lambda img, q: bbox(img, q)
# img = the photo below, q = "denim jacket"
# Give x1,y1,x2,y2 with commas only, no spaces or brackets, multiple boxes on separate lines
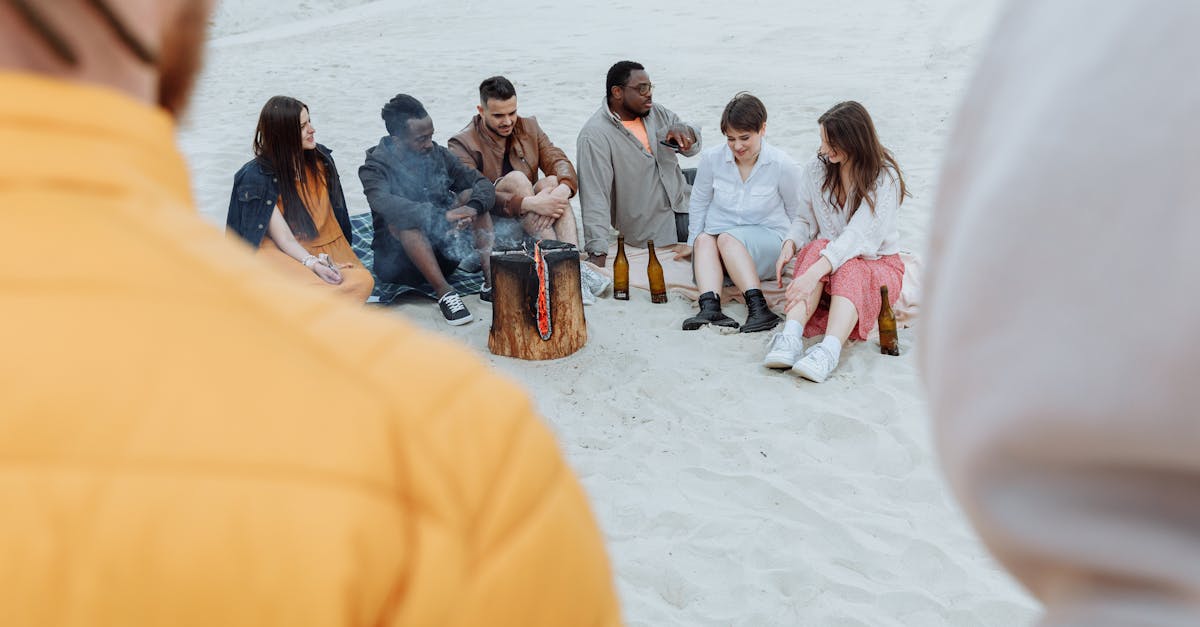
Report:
225,144,355,249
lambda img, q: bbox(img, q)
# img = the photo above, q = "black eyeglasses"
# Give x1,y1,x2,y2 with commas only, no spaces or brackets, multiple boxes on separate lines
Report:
625,82,654,96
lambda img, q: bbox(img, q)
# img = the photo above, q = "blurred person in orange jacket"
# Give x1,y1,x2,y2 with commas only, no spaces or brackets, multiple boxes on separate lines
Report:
0,1,621,625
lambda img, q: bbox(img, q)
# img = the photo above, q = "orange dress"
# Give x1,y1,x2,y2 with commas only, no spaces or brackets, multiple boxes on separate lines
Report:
258,166,374,302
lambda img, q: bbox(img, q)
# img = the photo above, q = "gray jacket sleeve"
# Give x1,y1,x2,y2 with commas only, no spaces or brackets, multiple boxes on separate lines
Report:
661,107,702,157
576,129,615,256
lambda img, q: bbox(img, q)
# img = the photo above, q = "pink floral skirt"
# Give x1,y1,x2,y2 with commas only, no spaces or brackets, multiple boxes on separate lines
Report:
791,239,904,341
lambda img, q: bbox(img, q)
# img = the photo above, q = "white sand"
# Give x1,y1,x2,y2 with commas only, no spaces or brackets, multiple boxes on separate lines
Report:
180,1,1037,624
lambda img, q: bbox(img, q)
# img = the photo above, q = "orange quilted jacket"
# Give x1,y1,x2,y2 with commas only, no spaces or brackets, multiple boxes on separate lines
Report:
0,72,621,627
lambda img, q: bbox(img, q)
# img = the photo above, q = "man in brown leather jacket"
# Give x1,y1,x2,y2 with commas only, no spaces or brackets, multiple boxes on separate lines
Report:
448,76,579,247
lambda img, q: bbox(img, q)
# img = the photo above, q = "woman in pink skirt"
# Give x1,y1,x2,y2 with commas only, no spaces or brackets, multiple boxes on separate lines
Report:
762,101,908,382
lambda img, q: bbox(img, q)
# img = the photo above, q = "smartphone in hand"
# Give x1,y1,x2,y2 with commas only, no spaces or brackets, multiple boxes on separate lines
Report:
659,139,681,152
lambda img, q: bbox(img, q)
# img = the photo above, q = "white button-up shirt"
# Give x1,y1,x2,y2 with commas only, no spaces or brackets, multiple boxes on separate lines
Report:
686,140,801,246
785,157,902,272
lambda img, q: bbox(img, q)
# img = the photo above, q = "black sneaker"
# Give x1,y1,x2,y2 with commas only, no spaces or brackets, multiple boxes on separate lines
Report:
478,284,493,303
438,292,473,326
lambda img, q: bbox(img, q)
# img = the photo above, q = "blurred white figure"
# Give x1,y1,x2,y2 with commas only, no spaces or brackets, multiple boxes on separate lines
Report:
923,1,1200,625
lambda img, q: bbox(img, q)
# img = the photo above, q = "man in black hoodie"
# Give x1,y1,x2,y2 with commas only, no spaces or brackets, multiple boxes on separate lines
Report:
360,94,496,325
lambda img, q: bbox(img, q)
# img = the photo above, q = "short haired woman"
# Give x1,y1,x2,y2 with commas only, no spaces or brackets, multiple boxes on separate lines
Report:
681,92,801,333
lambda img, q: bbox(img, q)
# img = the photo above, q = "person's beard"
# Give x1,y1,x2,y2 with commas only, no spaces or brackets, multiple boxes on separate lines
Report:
622,101,650,120
156,0,210,117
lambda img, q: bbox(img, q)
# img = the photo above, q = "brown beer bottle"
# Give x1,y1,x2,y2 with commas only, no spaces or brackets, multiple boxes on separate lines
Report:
613,235,630,300
647,239,667,303
878,285,900,356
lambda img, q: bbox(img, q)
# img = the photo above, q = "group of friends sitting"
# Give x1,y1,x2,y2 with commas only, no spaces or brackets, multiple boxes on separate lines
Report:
226,60,908,383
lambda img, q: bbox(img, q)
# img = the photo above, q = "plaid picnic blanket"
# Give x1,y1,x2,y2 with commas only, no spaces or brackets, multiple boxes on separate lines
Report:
349,213,486,304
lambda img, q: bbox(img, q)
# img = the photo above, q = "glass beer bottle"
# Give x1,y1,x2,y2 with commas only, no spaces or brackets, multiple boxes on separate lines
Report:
613,235,629,300
878,285,900,356
647,240,667,304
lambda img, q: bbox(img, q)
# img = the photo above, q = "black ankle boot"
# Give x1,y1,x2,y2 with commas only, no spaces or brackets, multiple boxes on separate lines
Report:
740,288,780,333
682,291,740,330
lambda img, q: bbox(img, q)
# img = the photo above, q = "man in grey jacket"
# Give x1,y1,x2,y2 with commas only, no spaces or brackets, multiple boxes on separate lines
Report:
576,60,701,266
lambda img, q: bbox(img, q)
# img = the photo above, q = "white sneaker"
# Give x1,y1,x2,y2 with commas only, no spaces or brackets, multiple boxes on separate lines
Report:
580,263,612,297
762,333,805,369
790,344,839,383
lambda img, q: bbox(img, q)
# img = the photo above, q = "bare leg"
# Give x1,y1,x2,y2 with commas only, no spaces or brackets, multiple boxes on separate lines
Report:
715,233,762,293
531,176,559,195
497,172,556,240
497,171,535,200
692,233,723,294
518,213,556,240
784,280,824,329
522,175,575,242
397,228,453,296
548,184,577,245
824,295,859,344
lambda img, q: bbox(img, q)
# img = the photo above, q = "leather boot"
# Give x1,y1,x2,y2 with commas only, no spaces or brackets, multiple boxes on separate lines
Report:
682,291,740,330
740,288,781,333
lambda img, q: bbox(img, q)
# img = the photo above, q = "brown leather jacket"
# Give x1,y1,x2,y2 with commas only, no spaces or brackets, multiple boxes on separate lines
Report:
448,115,578,217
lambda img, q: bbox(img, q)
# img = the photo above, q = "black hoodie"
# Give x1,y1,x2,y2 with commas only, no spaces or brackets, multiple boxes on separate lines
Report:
359,136,495,236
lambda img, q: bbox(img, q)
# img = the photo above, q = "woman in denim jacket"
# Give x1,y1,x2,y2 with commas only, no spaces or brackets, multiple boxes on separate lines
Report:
227,96,374,302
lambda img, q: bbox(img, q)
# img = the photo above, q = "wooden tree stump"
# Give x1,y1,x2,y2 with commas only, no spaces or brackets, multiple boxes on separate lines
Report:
488,241,587,360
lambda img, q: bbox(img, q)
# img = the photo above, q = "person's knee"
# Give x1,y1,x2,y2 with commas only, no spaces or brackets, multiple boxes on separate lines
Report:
829,294,860,317
498,171,533,195
795,275,824,300
533,175,559,194
716,234,753,262
715,232,743,251
694,233,717,251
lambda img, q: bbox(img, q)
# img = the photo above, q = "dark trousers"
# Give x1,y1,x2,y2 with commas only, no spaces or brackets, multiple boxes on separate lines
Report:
675,167,697,243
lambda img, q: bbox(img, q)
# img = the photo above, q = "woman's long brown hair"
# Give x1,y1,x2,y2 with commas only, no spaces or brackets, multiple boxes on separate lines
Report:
818,101,908,216
253,96,322,239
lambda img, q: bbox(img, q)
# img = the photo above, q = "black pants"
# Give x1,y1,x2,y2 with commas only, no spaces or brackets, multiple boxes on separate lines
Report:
372,215,470,287
675,167,697,243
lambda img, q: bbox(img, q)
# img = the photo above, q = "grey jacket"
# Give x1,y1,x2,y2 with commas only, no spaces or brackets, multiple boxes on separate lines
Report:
576,99,701,255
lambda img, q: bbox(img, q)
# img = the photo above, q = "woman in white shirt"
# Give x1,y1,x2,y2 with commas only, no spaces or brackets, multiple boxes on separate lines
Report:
762,101,908,382
681,93,801,333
